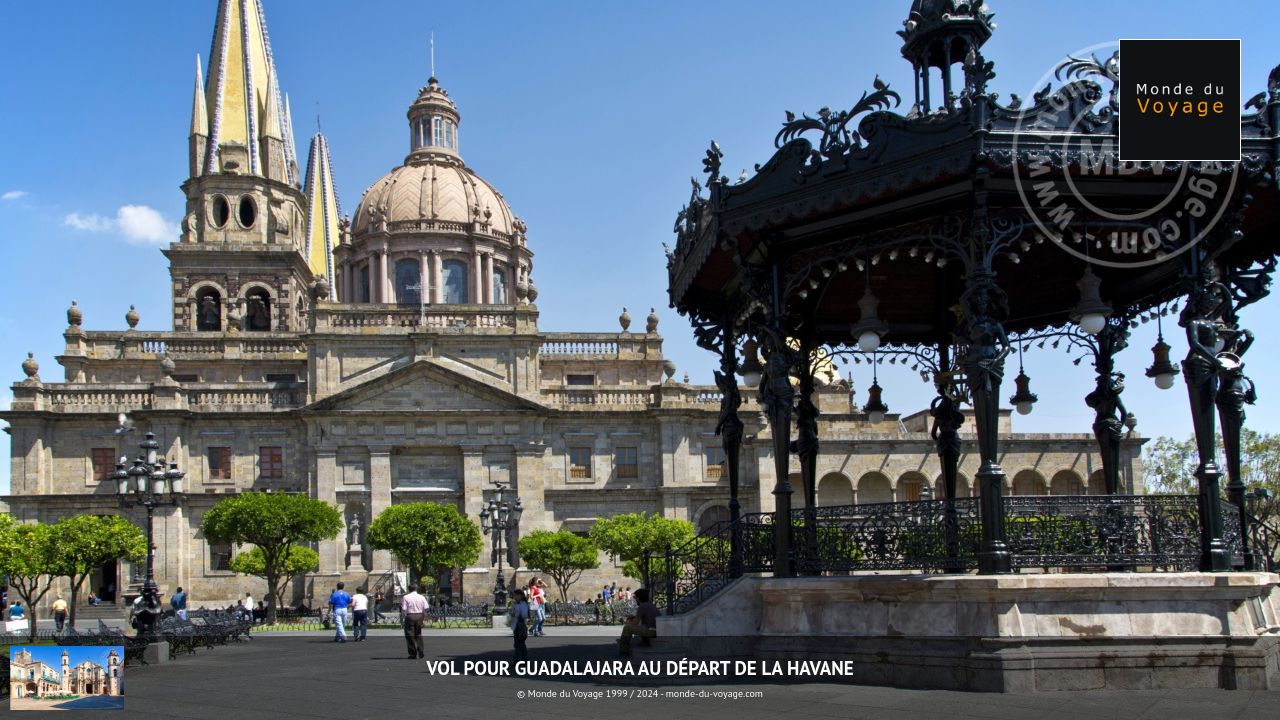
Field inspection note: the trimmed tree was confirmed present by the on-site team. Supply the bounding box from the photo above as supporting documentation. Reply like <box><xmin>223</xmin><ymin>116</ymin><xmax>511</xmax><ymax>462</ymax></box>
<box><xmin>228</xmin><ymin>545</ymin><xmax>320</xmax><ymax>613</ymax></box>
<box><xmin>0</xmin><ymin>517</ymin><xmax>61</xmax><ymax>642</ymax></box>
<box><xmin>52</xmin><ymin>514</ymin><xmax>147</xmax><ymax>628</ymax></box>
<box><xmin>200</xmin><ymin>492</ymin><xmax>343</xmax><ymax>624</ymax></box>
<box><xmin>588</xmin><ymin>512</ymin><xmax>694</xmax><ymax>584</ymax></box>
<box><xmin>367</xmin><ymin>503</ymin><xmax>483</xmax><ymax>594</ymax></box>
<box><xmin>517</xmin><ymin>529</ymin><xmax>599</xmax><ymax>603</ymax></box>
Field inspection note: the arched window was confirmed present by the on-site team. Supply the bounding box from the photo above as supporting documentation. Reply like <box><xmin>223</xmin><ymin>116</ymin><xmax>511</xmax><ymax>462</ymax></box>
<box><xmin>444</xmin><ymin>119</ymin><xmax>456</xmax><ymax>150</ymax></box>
<box><xmin>432</xmin><ymin>116</ymin><xmax>444</xmax><ymax>148</ymax></box>
<box><xmin>442</xmin><ymin>259</ymin><xmax>468</xmax><ymax>304</ymax></box>
<box><xmin>898</xmin><ymin>471</ymin><xmax>929</xmax><ymax>502</ymax></box>
<box><xmin>1052</xmin><ymin>470</ymin><xmax>1086</xmax><ymax>496</ymax></box>
<box><xmin>244</xmin><ymin>288</ymin><xmax>271</xmax><ymax>332</ymax></box>
<box><xmin>492</xmin><ymin>264</ymin><xmax>507</xmax><ymax>304</ymax></box>
<box><xmin>817</xmin><ymin>473</ymin><xmax>853</xmax><ymax>506</ymax></box>
<box><xmin>1012</xmin><ymin>470</ymin><xmax>1047</xmax><ymax>496</ymax></box>
<box><xmin>856</xmin><ymin>472</ymin><xmax>892</xmax><ymax>504</ymax></box>
<box><xmin>395</xmin><ymin>258</ymin><xmax>421</xmax><ymax>305</ymax></box>
<box><xmin>697</xmin><ymin>505</ymin><xmax>731</xmax><ymax>534</ymax></box>
<box><xmin>195</xmin><ymin>287</ymin><xmax>222</xmax><ymax>331</ymax></box>
<box><xmin>358</xmin><ymin>263</ymin><xmax>371</xmax><ymax>303</ymax></box>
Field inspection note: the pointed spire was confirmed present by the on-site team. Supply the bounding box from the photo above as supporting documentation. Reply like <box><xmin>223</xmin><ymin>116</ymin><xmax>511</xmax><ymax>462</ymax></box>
<box><xmin>282</xmin><ymin>93</ymin><xmax>299</xmax><ymax>186</ymax></box>
<box><xmin>304</xmin><ymin>132</ymin><xmax>342</xmax><ymax>298</ymax></box>
<box><xmin>201</xmin><ymin>0</ymin><xmax>290</xmax><ymax>179</ymax></box>
<box><xmin>191</xmin><ymin>55</ymin><xmax>208</xmax><ymax>138</ymax></box>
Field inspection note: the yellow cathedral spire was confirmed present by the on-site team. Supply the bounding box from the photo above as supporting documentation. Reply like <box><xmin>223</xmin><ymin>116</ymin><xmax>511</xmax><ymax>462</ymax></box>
<box><xmin>200</xmin><ymin>0</ymin><xmax>297</xmax><ymax>185</ymax></box>
<box><xmin>304</xmin><ymin>132</ymin><xmax>341</xmax><ymax>298</ymax></box>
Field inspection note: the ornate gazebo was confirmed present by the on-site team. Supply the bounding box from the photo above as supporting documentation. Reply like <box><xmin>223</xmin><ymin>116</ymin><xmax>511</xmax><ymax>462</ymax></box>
<box><xmin>659</xmin><ymin>1</ymin><xmax>1280</xmax><ymax>690</ymax></box>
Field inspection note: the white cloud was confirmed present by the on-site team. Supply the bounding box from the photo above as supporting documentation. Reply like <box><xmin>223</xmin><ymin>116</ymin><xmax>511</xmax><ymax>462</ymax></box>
<box><xmin>64</xmin><ymin>212</ymin><xmax>115</xmax><ymax>232</ymax></box>
<box><xmin>64</xmin><ymin>205</ymin><xmax>178</xmax><ymax>245</ymax></box>
<box><xmin>1</xmin><ymin>190</ymin><xmax>27</xmax><ymax>200</ymax></box>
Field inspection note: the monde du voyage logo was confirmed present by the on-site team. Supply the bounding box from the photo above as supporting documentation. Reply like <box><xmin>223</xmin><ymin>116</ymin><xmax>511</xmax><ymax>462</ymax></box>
<box><xmin>1013</xmin><ymin>39</ymin><xmax>1242</xmax><ymax>268</ymax></box>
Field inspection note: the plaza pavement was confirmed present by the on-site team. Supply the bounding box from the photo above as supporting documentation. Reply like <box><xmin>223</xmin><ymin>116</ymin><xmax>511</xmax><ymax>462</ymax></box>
<box><xmin>4</xmin><ymin>627</ymin><xmax>1278</xmax><ymax>720</ymax></box>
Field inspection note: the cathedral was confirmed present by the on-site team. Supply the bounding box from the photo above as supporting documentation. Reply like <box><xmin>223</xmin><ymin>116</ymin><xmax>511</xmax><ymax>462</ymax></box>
<box><xmin>1</xmin><ymin>0</ymin><xmax>1144</xmax><ymax>607</ymax></box>
<box><xmin>8</xmin><ymin>649</ymin><xmax>121</xmax><ymax>699</ymax></box>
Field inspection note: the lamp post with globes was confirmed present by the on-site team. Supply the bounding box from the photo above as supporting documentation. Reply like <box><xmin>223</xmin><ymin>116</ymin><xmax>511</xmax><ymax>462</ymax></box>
<box><xmin>110</xmin><ymin>431</ymin><xmax>185</xmax><ymax>636</ymax></box>
<box><xmin>478</xmin><ymin>480</ymin><xmax>522</xmax><ymax>607</ymax></box>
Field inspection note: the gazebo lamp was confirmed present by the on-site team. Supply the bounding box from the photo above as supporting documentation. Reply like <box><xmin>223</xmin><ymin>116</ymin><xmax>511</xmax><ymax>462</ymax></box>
<box><xmin>1007</xmin><ymin>343</ymin><xmax>1038</xmax><ymax>415</ymax></box>
<box><xmin>850</xmin><ymin>287</ymin><xmax>890</xmax><ymax>352</ymax></box>
<box><xmin>1145</xmin><ymin>316</ymin><xmax>1180</xmax><ymax>389</ymax></box>
<box><xmin>1069</xmin><ymin>267</ymin><xmax>1111</xmax><ymax>335</ymax></box>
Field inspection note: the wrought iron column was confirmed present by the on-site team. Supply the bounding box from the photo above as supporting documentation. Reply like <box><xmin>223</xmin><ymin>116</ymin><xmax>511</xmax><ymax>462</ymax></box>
<box><xmin>962</xmin><ymin>269</ymin><xmax>1012</xmax><ymax>574</ymax></box>
<box><xmin>930</xmin><ymin>344</ymin><xmax>965</xmax><ymax>572</ymax></box>
<box><xmin>1087</xmin><ymin>318</ymin><xmax>1130</xmax><ymax>495</ymax></box>
<box><xmin>793</xmin><ymin>338</ymin><xmax>820</xmax><ymax>574</ymax></box>
<box><xmin>760</xmin><ymin>264</ymin><xmax>795</xmax><ymax>577</ymax></box>
<box><xmin>1217</xmin><ymin>315</ymin><xmax>1257</xmax><ymax>570</ymax></box>
<box><xmin>713</xmin><ymin>324</ymin><xmax>745</xmax><ymax>578</ymax></box>
<box><xmin>1180</xmin><ymin>259</ymin><xmax>1231</xmax><ymax>572</ymax></box>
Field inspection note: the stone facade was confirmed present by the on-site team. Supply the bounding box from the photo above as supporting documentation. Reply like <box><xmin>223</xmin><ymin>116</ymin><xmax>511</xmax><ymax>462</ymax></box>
<box><xmin>0</xmin><ymin>1</ymin><xmax>1144</xmax><ymax>611</ymax></box>
<box><xmin>9</xmin><ymin>649</ymin><xmax>121</xmax><ymax>698</ymax></box>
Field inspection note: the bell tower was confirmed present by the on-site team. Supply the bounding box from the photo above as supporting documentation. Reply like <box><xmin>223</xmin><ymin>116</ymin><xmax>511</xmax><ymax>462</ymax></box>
<box><xmin>166</xmin><ymin>0</ymin><xmax>311</xmax><ymax>332</ymax></box>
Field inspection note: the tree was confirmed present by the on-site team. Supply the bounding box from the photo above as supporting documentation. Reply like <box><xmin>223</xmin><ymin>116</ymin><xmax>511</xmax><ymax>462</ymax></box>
<box><xmin>588</xmin><ymin>512</ymin><xmax>694</xmax><ymax>584</ymax></box>
<box><xmin>517</xmin><ymin>530</ymin><xmax>599</xmax><ymax>602</ymax></box>
<box><xmin>200</xmin><ymin>492</ymin><xmax>342</xmax><ymax>623</ymax></box>
<box><xmin>1144</xmin><ymin>430</ymin><xmax>1280</xmax><ymax>496</ymax></box>
<box><xmin>0</xmin><ymin>517</ymin><xmax>61</xmax><ymax>642</ymax></box>
<box><xmin>229</xmin><ymin>545</ymin><xmax>319</xmax><ymax>612</ymax></box>
<box><xmin>367</xmin><ymin>503</ymin><xmax>483</xmax><ymax>594</ymax></box>
<box><xmin>51</xmin><ymin>515</ymin><xmax>147</xmax><ymax>628</ymax></box>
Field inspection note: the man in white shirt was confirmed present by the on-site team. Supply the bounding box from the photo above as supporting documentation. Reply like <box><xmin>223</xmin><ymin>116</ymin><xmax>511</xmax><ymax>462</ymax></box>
<box><xmin>400</xmin><ymin>584</ymin><xmax>429</xmax><ymax>659</ymax></box>
<box><xmin>351</xmin><ymin>586</ymin><xmax>370</xmax><ymax>642</ymax></box>
<box><xmin>241</xmin><ymin>593</ymin><xmax>254</xmax><ymax>622</ymax></box>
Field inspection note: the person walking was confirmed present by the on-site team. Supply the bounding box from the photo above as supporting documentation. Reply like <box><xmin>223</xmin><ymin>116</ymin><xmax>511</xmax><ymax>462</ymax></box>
<box><xmin>400</xmin><ymin>583</ymin><xmax>428</xmax><ymax>659</ymax></box>
<box><xmin>527</xmin><ymin>578</ymin><xmax>547</xmax><ymax>637</ymax></box>
<box><xmin>52</xmin><ymin>595</ymin><xmax>69</xmax><ymax>632</ymax></box>
<box><xmin>371</xmin><ymin>591</ymin><xmax>386</xmax><ymax>623</ymax></box>
<box><xmin>170</xmin><ymin>587</ymin><xmax>188</xmax><ymax>621</ymax></box>
<box><xmin>351</xmin><ymin>586</ymin><xmax>369</xmax><ymax>642</ymax></box>
<box><xmin>329</xmin><ymin>582</ymin><xmax>352</xmax><ymax>643</ymax></box>
<box><xmin>509</xmin><ymin>589</ymin><xmax>530</xmax><ymax>665</ymax></box>
<box><xmin>241</xmin><ymin>593</ymin><xmax>254</xmax><ymax>622</ymax></box>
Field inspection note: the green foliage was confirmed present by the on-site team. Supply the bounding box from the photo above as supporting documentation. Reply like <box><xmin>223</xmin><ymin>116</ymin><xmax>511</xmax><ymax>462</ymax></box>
<box><xmin>229</xmin><ymin>545</ymin><xmax>319</xmax><ymax>611</ymax></box>
<box><xmin>517</xmin><ymin>530</ymin><xmax>599</xmax><ymax>602</ymax></box>
<box><xmin>0</xmin><ymin>517</ymin><xmax>60</xmax><ymax>642</ymax></box>
<box><xmin>200</xmin><ymin>492</ymin><xmax>342</xmax><ymax>621</ymax></box>
<box><xmin>1144</xmin><ymin>430</ymin><xmax>1280</xmax><ymax>495</ymax></box>
<box><xmin>589</xmin><ymin>512</ymin><xmax>694</xmax><ymax>583</ymax></box>
<box><xmin>50</xmin><ymin>514</ymin><xmax>146</xmax><ymax>627</ymax></box>
<box><xmin>366</xmin><ymin>503</ymin><xmax>483</xmax><ymax>585</ymax></box>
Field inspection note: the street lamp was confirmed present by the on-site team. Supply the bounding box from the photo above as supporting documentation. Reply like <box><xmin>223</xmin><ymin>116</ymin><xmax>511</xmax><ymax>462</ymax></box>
<box><xmin>110</xmin><ymin>431</ymin><xmax>185</xmax><ymax>636</ymax></box>
<box><xmin>478</xmin><ymin>480</ymin><xmax>522</xmax><ymax>607</ymax></box>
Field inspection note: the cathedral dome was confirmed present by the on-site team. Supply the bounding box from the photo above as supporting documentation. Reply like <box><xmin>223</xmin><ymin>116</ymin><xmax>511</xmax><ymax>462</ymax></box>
<box><xmin>352</xmin><ymin>158</ymin><xmax>520</xmax><ymax>240</ymax></box>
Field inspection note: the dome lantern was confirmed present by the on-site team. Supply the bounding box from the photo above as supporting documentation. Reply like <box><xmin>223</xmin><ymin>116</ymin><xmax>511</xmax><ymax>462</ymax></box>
<box><xmin>407</xmin><ymin>76</ymin><xmax>461</xmax><ymax>162</ymax></box>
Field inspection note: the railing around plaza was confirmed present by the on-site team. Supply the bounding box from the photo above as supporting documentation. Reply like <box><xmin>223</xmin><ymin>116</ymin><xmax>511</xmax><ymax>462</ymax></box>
<box><xmin>653</xmin><ymin>494</ymin><xmax>1235</xmax><ymax>615</ymax></box>
<box><xmin>543</xmin><ymin>600</ymin><xmax>638</xmax><ymax>626</ymax></box>
<box><xmin>251</xmin><ymin>603</ymin><xmax>492</xmax><ymax>631</ymax></box>
<box><xmin>1243</xmin><ymin>511</ymin><xmax>1280</xmax><ymax>572</ymax></box>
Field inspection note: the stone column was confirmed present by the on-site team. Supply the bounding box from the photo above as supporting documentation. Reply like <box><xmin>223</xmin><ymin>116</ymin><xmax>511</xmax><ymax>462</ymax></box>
<box><xmin>369</xmin><ymin>448</ymin><xmax>393</xmax><ymax>571</ymax></box>
<box><xmin>461</xmin><ymin>446</ymin><xmax>490</xmax><ymax>602</ymax></box>
<box><xmin>315</xmin><ymin>448</ymin><xmax>345</xmax><ymax>574</ymax></box>
<box><xmin>473</xmin><ymin>251</ymin><xmax>483</xmax><ymax>304</ymax></box>
<box><xmin>378</xmin><ymin>248</ymin><xmax>390</xmax><ymax>303</ymax></box>
<box><xmin>482</xmin><ymin>253</ymin><xmax>494</xmax><ymax>304</ymax></box>
<box><xmin>419</xmin><ymin>251</ymin><xmax>429</xmax><ymax>305</ymax></box>
<box><xmin>431</xmin><ymin>252</ymin><xmax>443</xmax><ymax>304</ymax></box>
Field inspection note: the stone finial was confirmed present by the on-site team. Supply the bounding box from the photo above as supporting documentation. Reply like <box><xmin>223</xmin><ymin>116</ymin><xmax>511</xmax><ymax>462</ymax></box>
<box><xmin>646</xmin><ymin>308</ymin><xmax>659</xmax><ymax>334</ymax></box>
<box><xmin>619</xmin><ymin>307</ymin><xmax>631</xmax><ymax>332</ymax></box>
<box><xmin>125</xmin><ymin>305</ymin><xmax>140</xmax><ymax>329</ymax></box>
<box><xmin>515</xmin><ymin>279</ymin><xmax>530</xmax><ymax>302</ymax></box>
<box><xmin>662</xmin><ymin>358</ymin><xmax>676</xmax><ymax>382</ymax></box>
<box><xmin>312</xmin><ymin>276</ymin><xmax>331</xmax><ymax>302</ymax></box>
<box><xmin>527</xmin><ymin>282</ymin><xmax>539</xmax><ymax>302</ymax></box>
<box><xmin>682</xmin><ymin>372</ymin><xmax>690</xmax><ymax>384</ymax></box>
<box><xmin>67</xmin><ymin>300</ymin><xmax>83</xmax><ymax>327</ymax></box>
<box><xmin>160</xmin><ymin>354</ymin><xmax>177</xmax><ymax>376</ymax></box>
<box><xmin>21</xmin><ymin>352</ymin><xmax>39</xmax><ymax>380</ymax></box>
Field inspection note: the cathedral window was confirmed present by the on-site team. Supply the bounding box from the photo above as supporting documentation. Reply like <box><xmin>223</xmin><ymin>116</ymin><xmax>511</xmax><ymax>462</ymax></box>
<box><xmin>395</xmin><ymin>258</ymin><xmax>422</xmax><ymax>305</ymax></box>
<box><xmin>237</xmin><ymin>195</ymin><xmax>257</xmax><ymax>228</ymax></box>
<box><xmin>614</xmin><ymin>447</ymin><xmax>638</xmax><ymax>478</ymax></box>
<box><xmin>259</xmin><ymin>446</ymin><xmax>283</xmax><ymax>480</ymax></box>
<box><xmin>704</xmin><ymin>446</ymin><xmax>726</xmax><ymax>478</ymax></box>
<box><xmin>195</xmin><ymin>287</ymin><xmax>222</xmax><ymax>331</ymax></box>
<box><xmin>442</xmin><ymin>259</ymin><xmax>468</xmax><ymax>303</ymax></box>
<box><xmin>91</xmin><ymin>448</ymin><xmax>117</xmax><ymax>482</ymax></box>
<box><xmin>569</xmin><ymin>448</ymin><xmax>592</xmax><ymax>479</ymax></box>
<box><xmin>209</xmin><ymin>542</ymin><xmax>233</xmax><ymax>572</ymax></box>
<box><xmin>358</xmin><ymin>263</ymin><xmax>371</xmax><ymax>303</ymax></box>
<box><xmin>444</xmin><ymin>119</ymin><xmax>456</xmax><ymax>150</ymax></box>
<box><xmin>211</xmin><ymin>195</ymin><xmax>230</xmax><ymax>228</ymax></box>
<box><xmin>432</xmin><ymin>116</ymin><xmax>443</xmax><ymax>147</ymax></box>
<box><xmin>566</xmin><ymin>374</ymin><xmax>595</xmax><ymax>386</ymax></box>
<box><xmin>208</xmin><ymin>446</ymin><xmax>233</xmax><ymax>480</ymax></box>
<box><xmin>244</xmin><ymin>288</ymin><xmax>271</xmax><ymax>331</ymax></box>
<box><xmin>491</xmin><ymin>264</ymin><xmax>507</xmax><ymax>304</ymax></box>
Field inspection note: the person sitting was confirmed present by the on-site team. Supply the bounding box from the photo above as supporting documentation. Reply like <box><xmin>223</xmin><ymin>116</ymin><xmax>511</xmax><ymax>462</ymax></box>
<box><xmin>8</xmin><ymin>601</ymin><xmax>25</xmax><ymax>619</ymax></box>
<box><xmin>87</xmin><ymin>592</ymin><xmax>101</xmax><ymax>606</ymax></box>
<box><xmin>617</xmin><ymin>588</ymin><xmax>658</xmax><ymax>655</ymax></box>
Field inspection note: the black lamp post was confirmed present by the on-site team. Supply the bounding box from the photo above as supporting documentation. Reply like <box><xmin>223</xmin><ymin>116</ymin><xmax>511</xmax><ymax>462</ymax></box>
<box><xmin>110</xmin><ymin>431</ymin><xmax>185</xmax><ymax>636</ymax></box>
<box><xmin>478</xmin><ymin>480</ymin><xmax>522</xmax><ymax>607</ymax></box>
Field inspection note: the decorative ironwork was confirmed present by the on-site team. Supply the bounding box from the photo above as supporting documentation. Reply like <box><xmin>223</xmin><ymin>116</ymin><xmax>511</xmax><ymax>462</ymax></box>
<box><xmin>774</xmin><ymin>76</ymin><xmax>902</xmax><ymax>158</ymax></box>
<box><xmin>792</xmin><ymin>499</ymin><xmax>982</xmax><ymax>574</ymax></box>
<box><xmin>655</xmin><ymin>513</ymin><xmax>776</xmax><ymax>615</ymax></box>
<box><xmin>1005</xmin><ymin>495</ymin><xmax>1200</xmax><ymax>571</ymax></box>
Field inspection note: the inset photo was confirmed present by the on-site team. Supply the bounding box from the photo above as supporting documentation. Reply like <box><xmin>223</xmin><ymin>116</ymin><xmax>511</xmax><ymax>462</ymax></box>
<box><xmin>7</xmin><ymin>646</ymin><xmax>124</xmax><ymax>711</ymax></box>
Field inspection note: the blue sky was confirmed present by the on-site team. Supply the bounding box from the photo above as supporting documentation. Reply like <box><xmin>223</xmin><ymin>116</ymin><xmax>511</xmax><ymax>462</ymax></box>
<box><xmin>2</xmin><ymin>1</ymin><xmax>1279</xmax><ymax>494</ymax></box>
<box><xmin>9</xmin><ymin>645</ymin><xmax>120</xmax><ymax>674</ymax></box>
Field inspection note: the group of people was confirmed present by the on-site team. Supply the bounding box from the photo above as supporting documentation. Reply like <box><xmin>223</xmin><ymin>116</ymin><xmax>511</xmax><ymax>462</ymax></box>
<box><xmin>326</xmin><ymin>582</ymin><xmax>373</xmax><ymax>643</ymax></box>
<box><xmin>505</xmin><ymin>583</ymin><xmax>658</xmax><ymax>659</ymax></box>
<box><xmin>597</xmin><ymin>583</ymin><xmax>634</xmax><ymax>603</ymax></box>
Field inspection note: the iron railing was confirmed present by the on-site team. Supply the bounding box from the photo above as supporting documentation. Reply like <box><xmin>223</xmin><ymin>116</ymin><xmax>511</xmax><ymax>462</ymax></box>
<box><xmin>1245</xmin><ymin>512</ymin><xmax>1280</xmax><ymax>572</ymax></box>
<box><xmin>654</xmin><ymin>494</ymin><xmax>1254</xmax><ymax>615</ymax></box>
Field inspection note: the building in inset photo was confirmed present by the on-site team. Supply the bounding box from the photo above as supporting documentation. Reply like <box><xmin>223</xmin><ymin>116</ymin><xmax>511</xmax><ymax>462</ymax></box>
<box><xmin>8</xmin><ymin>646</ymin><xmax>123</xmax><ymax>711</ymax></box>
